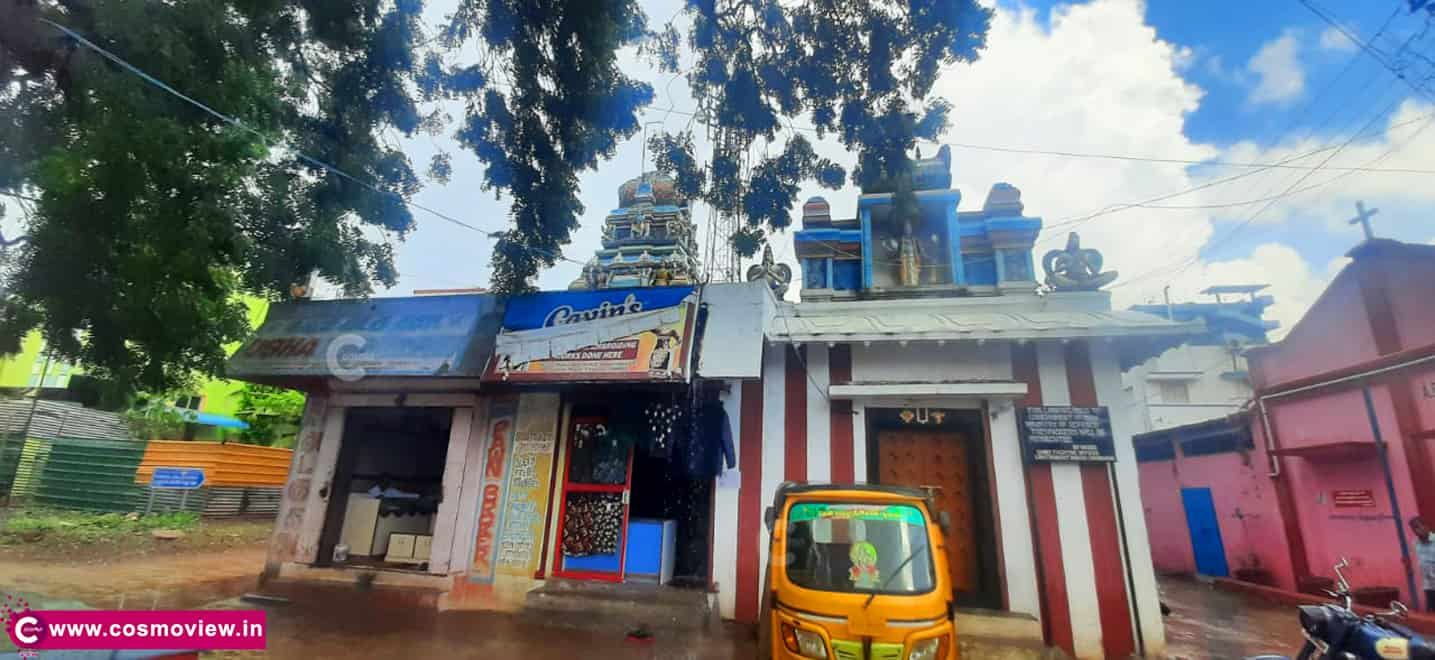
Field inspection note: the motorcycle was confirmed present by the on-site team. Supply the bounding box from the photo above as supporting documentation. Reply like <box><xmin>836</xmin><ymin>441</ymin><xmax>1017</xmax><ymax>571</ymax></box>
<box><xmin>1251</xmin><ymin>558</ymin><xmax>1435</xmax><ymax>660</ymax></box>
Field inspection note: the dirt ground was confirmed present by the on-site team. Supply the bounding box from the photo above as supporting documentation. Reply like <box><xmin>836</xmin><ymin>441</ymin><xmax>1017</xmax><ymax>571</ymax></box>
<box><xmin>0</xmin><ymin>517</ymin><xmax>272</xmax><ymax>563</ymax></box>
<box><xmin>0</xmin><ymin>518</ymin><xmax>271</xmax><ymax>610</ymax></box>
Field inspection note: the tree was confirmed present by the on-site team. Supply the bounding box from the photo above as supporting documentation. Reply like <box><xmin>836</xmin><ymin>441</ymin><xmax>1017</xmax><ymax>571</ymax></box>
<box><xmin>0</xmin><ymin>0</ymin><xmax>429</xmax><ymax>393</ymax></box>
<box><xmin>234</xmin><ymin>383</ymin><xmax>305</xmax><ymax>447</ymax></box>
<box><xmin>435</xmin><ymin>0</ymin><xmax>657</xmax><ymax>293</ymax></box>
<box><xmin>648</xmin><ymin>0</ymin><xmax>991</xmax><ymax>257</ymax></box>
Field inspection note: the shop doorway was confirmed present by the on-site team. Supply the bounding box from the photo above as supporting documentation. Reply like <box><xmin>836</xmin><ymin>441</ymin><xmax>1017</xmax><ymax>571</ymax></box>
<box><xmin>551</xmin><ymin>398</ymin><xmax>715</xmax><ymax>587</ymax></box>
<box><xmin>552</xmin><ymin>416</ymin><xmax>634</xmax><ymax>581</ymax></box>
<box><xmin>317</xmin><ymin>407</ymin><xmax>452</xmax><ymax>571</ymax></box>
<box><xmin>868</xmin><ymin>408</ymin><xmax>1001</xmax><ymax>608</ymax></box>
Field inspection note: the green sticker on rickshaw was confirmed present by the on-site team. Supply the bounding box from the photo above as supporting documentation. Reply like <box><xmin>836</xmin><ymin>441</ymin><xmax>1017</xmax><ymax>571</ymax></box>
<box><xmin>787</xmin><ymin>502</ymin><xmax>925</xmax><ymax>526</ymax></box>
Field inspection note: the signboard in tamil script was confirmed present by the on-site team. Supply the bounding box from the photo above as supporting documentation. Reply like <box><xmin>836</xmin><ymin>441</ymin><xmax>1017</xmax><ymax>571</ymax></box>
<box><xmin>150</xmin><ymin>467</ymin><xmax>206</xmax><ymax>490</ymax></box>
<box><xmin>1018</xmin><ymin>406</ymin><xmax>1116</xmax><ymax>463</ymax></box>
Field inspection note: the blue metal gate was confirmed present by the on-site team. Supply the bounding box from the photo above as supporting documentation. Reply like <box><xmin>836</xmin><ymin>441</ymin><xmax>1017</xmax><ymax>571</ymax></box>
<box><xmin>1181</xmin><ymin>487</ymin><xmax>1230</xmax><ymax>577</ymax></box>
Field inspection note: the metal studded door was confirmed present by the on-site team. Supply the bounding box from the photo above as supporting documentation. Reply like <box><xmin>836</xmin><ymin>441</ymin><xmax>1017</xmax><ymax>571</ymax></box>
<box><xmin>877</xmin><ymin>430</ymin><xmax>976</xmax><ymax>593</ymax></box>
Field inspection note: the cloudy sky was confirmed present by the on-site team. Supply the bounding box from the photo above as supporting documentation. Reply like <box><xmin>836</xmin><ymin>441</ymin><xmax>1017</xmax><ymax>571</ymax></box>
<box><xmin>6</xmin><ymin>0</ymin><xmax>1433</xmax><ymax>337</ymax></box>
<box><xmin>390</xmin><ymin>0</ymin><xmax>1435</xmax><ymax>337</ymax></box>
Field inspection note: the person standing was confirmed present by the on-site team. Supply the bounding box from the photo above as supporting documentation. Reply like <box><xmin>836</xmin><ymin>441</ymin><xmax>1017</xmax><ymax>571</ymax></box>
<box><xmin>1411</xmin><ymin>516</ymin><xmax>1435</xmax><ymax>612</ymax></box>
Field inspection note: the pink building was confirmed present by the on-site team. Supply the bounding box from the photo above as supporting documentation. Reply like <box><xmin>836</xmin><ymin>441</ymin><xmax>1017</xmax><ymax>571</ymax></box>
<box><xmin>1138</xmin><ymin>238</ymin><xmax>1435</xmax><ymax>607</ymax></box>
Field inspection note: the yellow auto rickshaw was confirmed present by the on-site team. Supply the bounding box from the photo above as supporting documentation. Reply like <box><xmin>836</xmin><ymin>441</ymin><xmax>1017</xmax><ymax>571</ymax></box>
<box><xmin>760</xmin><ymin>482</ymin><xmax>958</xmax><ymax>660</ymax></box>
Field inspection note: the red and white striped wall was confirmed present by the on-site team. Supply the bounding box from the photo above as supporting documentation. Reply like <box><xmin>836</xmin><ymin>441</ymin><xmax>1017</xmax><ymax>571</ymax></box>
<box><xmin>711</xmin><ymin>339</ymin><xmax>1167</xmax><ymax>659</ymax></box>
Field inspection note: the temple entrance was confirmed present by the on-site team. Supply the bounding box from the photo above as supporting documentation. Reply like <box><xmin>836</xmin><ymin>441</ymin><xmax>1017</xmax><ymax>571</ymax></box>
<box><xmin>869</xmin><ymin>408</ymin><xmax>1001</xmax><ymax>608</ymax></box>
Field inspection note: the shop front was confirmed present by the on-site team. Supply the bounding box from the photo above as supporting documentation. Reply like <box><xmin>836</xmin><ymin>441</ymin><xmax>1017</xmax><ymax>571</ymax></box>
<box><xmin>440</xmin><ymin>282</ymin><xmax>768</xmax><ymax>613</ymax></box>
<box><xmin>226</xmin><ymin>293</ymin><xmax>504</xmax><ymax>588</ymax></box>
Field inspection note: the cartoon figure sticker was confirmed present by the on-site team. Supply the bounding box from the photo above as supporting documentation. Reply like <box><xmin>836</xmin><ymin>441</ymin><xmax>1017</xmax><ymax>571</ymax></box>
<box><xmin>849</xmin><ymin>542</ymin><xmax>880</xmax><ymax>589</ymax></box>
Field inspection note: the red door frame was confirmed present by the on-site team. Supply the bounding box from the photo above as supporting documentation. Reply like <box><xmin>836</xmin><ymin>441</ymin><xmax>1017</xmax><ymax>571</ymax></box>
<box><xmin>550</xmin><ymin>415</ymin><xmax>634</xmax><ymax>582</ymax></box>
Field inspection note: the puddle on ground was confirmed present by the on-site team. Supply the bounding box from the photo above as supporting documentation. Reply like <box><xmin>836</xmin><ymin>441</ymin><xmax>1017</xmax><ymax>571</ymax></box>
<box><xmin>1160</xmin><ymin>576</ymin><xmax>1308</xmax><ymax>659</ymax></box>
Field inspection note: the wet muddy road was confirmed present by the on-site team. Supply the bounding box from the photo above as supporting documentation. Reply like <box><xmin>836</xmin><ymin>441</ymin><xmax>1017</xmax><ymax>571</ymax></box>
<box><xmin>1160</xmin><ymin>576</ymin><xmax>1308</xmax><ymax>659</ymax></box>
<box><xmin>206</xmin><ymin>592</ymin><xmax>754</xmax><ymax>660</ymax></box>
<box><xmin>3</xmin><ymin>538</ymin><xmax>1313</xmax><ymax>660</ymax></box>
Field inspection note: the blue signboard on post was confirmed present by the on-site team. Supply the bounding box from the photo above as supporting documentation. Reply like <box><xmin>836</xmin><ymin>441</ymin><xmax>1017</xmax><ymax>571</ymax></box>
<box><xmin>150</xmin><ymin>467</ymin><xmax>206</xmax><ymax>490</ymax></box>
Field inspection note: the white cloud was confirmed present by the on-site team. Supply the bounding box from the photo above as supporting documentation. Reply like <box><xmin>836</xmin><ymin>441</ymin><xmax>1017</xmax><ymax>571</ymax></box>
<box><xmin>1164</xmin><ymin>244</ymin><xmax>1331</xmax><ymax>339</ymax></box>
<box><xmin>1246</xmin><ymin>30</ymin><xmax>1305</xmax><ymax>106</ymax></box>
<box><xmin>1318</xmin><ymin>26</ymin><xmax>1357</xmax><ymax>53</ymax></box>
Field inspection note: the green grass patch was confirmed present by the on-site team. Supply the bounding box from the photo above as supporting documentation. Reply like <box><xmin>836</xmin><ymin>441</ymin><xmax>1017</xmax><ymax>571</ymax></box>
<box><xmin>0</xmin><ymin>509</ymin><xmax>200</xmax><ymax>545</ymax></box>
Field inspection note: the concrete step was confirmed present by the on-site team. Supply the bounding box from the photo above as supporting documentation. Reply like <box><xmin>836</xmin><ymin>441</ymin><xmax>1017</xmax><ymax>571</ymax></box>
<box><xmin>522</xmin><ymin>578</ymin><xmax>717</xmax><ymax>635</ymax></box>
<box><xmin>958</xmin><ymin>636</ymin><xmax>1071</xmax><ymax>660</ymax></box>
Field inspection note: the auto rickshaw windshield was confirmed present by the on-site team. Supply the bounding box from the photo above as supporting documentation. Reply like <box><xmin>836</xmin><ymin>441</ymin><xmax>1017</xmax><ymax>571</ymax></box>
<box><xmin>783</xmin><ymin>502</ymin><xmax>936</xmax><ymax>596</ymax></box>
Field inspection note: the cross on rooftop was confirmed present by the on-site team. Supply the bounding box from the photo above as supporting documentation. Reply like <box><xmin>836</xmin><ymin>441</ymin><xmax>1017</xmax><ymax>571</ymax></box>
<box><xmin>1348</xmin><ymin>201</ymin><xmax>1379</xmax><ymax>241</ymax></box>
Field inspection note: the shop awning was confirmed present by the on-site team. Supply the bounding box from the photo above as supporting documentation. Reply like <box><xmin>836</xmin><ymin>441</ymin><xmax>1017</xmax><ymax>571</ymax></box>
<box><xmin>227</xmin><ymin>293</ymin><xmax>505</xmax><ymax>384</ymax></box>
<box><xmin>171</xmin><ymin>408</ymin><xmax>250</xmax><ymax>429</ymax></box>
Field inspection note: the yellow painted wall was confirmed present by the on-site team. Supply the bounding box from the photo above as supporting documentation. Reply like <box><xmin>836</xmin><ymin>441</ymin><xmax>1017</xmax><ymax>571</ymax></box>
<box><xmin>0</xmin><ymin>332</ymin><xmax>50</xmax><ymax>388</ymax></box>
<box><xmin>0</xmin><ymin>296</ymin><xmax>276</xmax><ymax>420</ymax></box>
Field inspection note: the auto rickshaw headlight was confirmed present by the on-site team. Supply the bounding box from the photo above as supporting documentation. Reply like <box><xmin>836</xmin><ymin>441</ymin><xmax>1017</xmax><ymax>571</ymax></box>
<box><xmin>780</xmin><ymin>623</ymin><xmax>828</xmax><ymax>659</ymax></box>
<box><xmin>908</xmin><ymin>635</ymin><xmax>946</xmax><ymax>660</ymax></box>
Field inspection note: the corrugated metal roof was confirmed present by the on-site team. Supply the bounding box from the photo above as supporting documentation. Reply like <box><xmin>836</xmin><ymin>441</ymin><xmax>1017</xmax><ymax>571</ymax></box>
<box><xmin>769</xmin><ymin>297</ymin><xmax>1201</xmax><ymax>343</ymax></box>
<box><xmin>0</xmin><ymin>399</ymin><xmax>132</xmax><ymax>441</ymax></box>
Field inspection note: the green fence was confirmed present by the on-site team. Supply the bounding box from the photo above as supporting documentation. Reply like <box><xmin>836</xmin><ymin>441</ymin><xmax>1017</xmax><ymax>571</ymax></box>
<box><xmin>0</xmin><ymin>434</ymin><xmax>282</xmax><ymax>517</ymax></box>
<box><xmin>1</xmin><ymin>435</ymin><xmax>149</xmax><ymax>512</ymax></box>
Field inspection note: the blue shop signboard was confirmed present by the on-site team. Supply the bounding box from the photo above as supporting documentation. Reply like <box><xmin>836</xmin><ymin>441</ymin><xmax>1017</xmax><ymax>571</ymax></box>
<box><xmin>499</xmin><ymin>286</ymin><xmax>694</xmax><ymax>331</ymax></box>
<box><xmin>1018</xmin><ymin>406</ymin><xmax>1116</xmax><ymax>463</ymax></box>
<box><xmin>228</xmin><ymin>294</ymin><xmax>505</xmax><ymax>380</ymax></box>
<box><xmin>489</xmin><ymin>286</ymin><xmax>696</xmax><ymax>382</ymax></box>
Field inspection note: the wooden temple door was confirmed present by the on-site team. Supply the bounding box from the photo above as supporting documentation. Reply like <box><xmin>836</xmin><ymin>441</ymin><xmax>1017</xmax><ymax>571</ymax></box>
<box><xmin>877</xmin><ymin>429</ymin><xmax>977</xmax><ymax>594</ymax></box>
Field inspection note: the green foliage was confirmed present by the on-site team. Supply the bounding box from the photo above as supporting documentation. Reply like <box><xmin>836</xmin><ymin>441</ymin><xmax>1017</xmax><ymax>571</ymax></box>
<box><xmin>439</xmin><ymin>0</ymin><xmax>656</xmax><ymax>293</ymax></box>
<box><xmin>1</xmin><ymin>508</ymin><xmax>198</xmax><ymax>545</ymax></box>
<box><xmin>123</xmin><ymin>396</ymin><xmax>187</xmax><ymax>441</ymax></box>
<box><xmin>0</xmin><ymin>0</ymin><xmax>431</xmax><ymax>392</ymax></box>
<box><xmin>235</xmin><ymin>383</ymin><xmax>305</xmax><ymax>446</ymax></box>
<box><xmin>650</xmin><ymin>0</ymin><xmax>991</xmax><ymax>250</ymax></box>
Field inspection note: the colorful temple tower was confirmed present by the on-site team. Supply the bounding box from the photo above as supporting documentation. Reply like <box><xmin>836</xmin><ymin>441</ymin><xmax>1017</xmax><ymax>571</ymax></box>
<box><xmin>792</xmin><ymin>146</ymin><xmax>1044</xmax><ymax>300</ymax></box>
<box><xmin>570</xmin><ymin>173</ymin><xmax>701</xmax><ymax>290</ymax></box>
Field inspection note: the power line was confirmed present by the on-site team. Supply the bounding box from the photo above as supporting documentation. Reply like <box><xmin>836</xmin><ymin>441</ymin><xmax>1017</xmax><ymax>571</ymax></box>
<box><xmin>39</xmin><ymin>18</ymin><xmax>586</xmax><ymax>269</ymax></box>
<box><xmin>1114</xmin><ymin>6</ymin><xmax>1435</xmax><ymax>292</ymax></box>
<box><xmin>1297</xmin><ymin>0</ymin><xmax>1435</xmax><ymax>104</ymax></box>
<box><xmin>1032</xmin><ymin>109</ymin><xmax>1435</xmax><ymax>245</ymax></box>
<box><xmin>645</xmin><ymin>103</ymin><xmax>1435</xmax><ymax>175</ymax></box>
<box><xmin>939</xmin><ymin>141</ymin><xmax>1435</xmax><ymax>174</ymax></box>
<box><xmin>1115</xmin><ymin>95</ymin><xmax>1431</xmax><ymax>292</ymax></box>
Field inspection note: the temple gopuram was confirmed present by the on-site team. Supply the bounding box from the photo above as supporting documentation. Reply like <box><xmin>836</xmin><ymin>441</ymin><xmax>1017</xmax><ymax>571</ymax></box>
<box><xmin>570</xmin><ymin>173</ymin><xmax>701</xmax><ymax>290</ymax></box>
<box><xmin>793</xmin><ymin>145</ymin><xmax>1044</xmax><ymax>300</ymax></box>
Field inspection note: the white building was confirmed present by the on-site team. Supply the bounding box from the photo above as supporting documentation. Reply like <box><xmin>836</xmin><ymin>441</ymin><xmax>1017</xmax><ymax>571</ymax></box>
<box><xmin>1122</xmin><ymin>285</ymin><xmax>1277</xmax><ymax>433</ymax></box>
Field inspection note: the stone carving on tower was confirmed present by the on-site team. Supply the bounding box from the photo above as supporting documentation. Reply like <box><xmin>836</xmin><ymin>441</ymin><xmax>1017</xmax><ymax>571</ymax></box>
<box><xmin>1041</xmin><ymin>232</ymin><xmax>1118</xmax><ymax>291</ymax></box>
<box><xmin>746</xmin><ymin>244</ymin><xmax>792</xmax><ymax>298</ymax></box>
<box><xmin>569</xmin><ymin>172</ymin><xmax>701</xmax><ymax>290</ymax></box>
